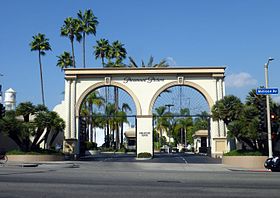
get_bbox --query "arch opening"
[77,84,138,155]
[151,84,211,155]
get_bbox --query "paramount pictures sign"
[123,77,164,83]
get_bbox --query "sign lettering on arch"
[123,77,164,83]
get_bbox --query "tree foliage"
[211,90,280,154]
[0,102,65,152]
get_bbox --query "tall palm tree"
[61,17,82,68]
[77,9,99,68]
[154,106,168,147]
[110,40,127,67]
[86,91,104,142]
[94,38,110,67]
[120,103,131,146]
[177,108,193,145]
[107,41,127,119]
[30,33,52,106]
[105,103,116,147]
[56,51,73,71]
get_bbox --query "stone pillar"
[70,79,76,139]
[65,79,71,139]
[136,116,153,156]
[217,78,226,137]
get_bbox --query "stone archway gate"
[62,67,227,157]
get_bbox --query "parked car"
[264,157,280,172]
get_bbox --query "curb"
[228,168,271,172]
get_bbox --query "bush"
[6,149,63,155]
[154,142,161,150]
[100,147,116,152]
[223,150,263,156]
[85,141,97,150]
[137,152,152,158]
[117,147,126,153]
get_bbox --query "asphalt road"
[0,153,279,198]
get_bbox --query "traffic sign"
[256,88,278,95]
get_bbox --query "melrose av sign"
[256,88,278,95]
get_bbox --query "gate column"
[136,116,153,156]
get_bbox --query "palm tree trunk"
[112,126,115,148]
[38,51,45,105]
[159,129,162,146]
[114,87,119,110]
[89,103,93,142]
[31,128,44,150]
[116,123,120,149]
[49,131,60,147]
[106,120,110,147]
[83,32,86,68]
[121,122,124,146]
[71,40,76,68]
[101,56,105,67]
[94,128,97,143]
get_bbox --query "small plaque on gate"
[139,132,150,137]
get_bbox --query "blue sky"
[0,0,280,110]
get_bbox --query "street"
[0,153,279,198]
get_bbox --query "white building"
[4,88,16,110]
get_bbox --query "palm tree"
[129,56,169,68]
[91,112,104,144]
[105,103,116,147]
[48,113,65,147]
[211,95,243,126]
[106,41,127,118]
[86,91,104,142]
[77,9,99,68]
[94,38,110,67]
[15,102,36,122]
[120,103,131,146]
[56,51,73,71]
[30,33,52,106]
[61,17,82,68]
[154,106,168,147]
[177,108,193,145]
[110,40,127,67]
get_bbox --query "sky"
[0,0,280,110]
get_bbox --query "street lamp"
[264,57,274,158]
[165,104,174,112]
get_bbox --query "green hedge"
[137,152,152,158]
[6,149,63,155]
[223,150,263,156]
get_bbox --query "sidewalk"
[5,160,80,168]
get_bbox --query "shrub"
[223,150,263,156]
[117,147,126,153]
[6,149,63,155]
[100,147,116,152]
[137,152,152,158]
[85,141,98,150]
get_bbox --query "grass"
[223,150,263,156]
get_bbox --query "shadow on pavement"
[79,152,222,164]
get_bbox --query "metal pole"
[265,59,273,158]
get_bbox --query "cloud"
[225,72,257,88]
[165,57,177,66]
